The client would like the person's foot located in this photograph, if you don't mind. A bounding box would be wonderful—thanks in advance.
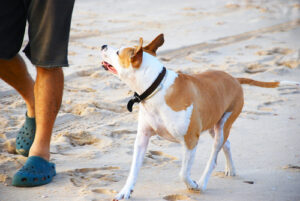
[16,113,36,157]
[12,156,56,187]
[28,143,50,161]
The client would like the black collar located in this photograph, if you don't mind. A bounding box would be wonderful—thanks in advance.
[127,67,167,112]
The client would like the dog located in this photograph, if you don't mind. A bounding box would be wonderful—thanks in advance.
[100,34,299,200]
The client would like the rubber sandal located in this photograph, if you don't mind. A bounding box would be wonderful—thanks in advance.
[12,156,56,187]
[16,113,36,157]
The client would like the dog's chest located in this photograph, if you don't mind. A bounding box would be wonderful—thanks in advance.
[141,101,193,143]
[154,122,180,143]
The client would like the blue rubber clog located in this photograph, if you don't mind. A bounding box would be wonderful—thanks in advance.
[16,113,36,157]
[12,156,56,187]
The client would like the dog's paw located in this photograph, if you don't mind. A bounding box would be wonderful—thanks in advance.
[196,180,207,193]
[186,180,199,191]
[113,186,134,201]
[225,166,236,176]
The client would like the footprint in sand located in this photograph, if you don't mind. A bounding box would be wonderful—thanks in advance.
[67,166,121,187]
[257,99,285,112]
[242,110,278,120]
[58,131,101,147]
[256,47,293,56]
[212,171,236,178]
[0,155,24,186]
[92,188,117,195]
[145,150,178,166]
[282,164,300,172]
[278,86,300,95]
[92,102,127,114]
[76,69,96,77]
[163,194,191,201]
[109,129,136,138]
[244,63,269,74]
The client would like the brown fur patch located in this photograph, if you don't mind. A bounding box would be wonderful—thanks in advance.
[131,38,143,68]
[143,33,164,56]
[165,70,244,149]
[118,34,164,68]
[118,47,135,68]
[237,78,280,88]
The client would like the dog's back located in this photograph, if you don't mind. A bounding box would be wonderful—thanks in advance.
[165,70,244,133]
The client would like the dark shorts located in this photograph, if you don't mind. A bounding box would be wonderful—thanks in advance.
[0,0,75,67]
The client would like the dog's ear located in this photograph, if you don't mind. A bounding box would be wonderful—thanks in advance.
[131,38,143,68]
[143,33,164,56]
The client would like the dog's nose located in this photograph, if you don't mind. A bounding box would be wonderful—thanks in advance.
[101,45,107,51]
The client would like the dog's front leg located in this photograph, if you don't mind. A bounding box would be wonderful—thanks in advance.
[114,117,154,201]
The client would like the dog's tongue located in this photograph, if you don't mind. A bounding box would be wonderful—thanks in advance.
[101,61,118,74]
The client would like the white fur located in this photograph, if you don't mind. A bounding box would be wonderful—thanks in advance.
[101,45,233,200]
[180,145,198,189]
[198,112,232,191]
[209,129,236,177]
[115,110,154,200]
[279,81,300,87]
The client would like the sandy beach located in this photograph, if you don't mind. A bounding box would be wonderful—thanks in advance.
[1,0,300,200]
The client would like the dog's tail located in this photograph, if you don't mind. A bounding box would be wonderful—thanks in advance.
[237,78,300,88]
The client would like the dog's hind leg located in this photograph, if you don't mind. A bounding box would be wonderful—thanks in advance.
[209,129,236,176]
[180,145,198,190]
[197,112,232,192]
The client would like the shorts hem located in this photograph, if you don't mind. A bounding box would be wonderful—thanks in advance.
[30,59,69,68]
[0,55,16,60]
[31,62,69,68]
[25,53,69,68]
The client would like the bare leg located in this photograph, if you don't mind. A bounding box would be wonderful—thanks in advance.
[198,112,232,191]
[0,55,35,117]
[180,145,198,190]
[28,67,64,160]
[209,129,236,176]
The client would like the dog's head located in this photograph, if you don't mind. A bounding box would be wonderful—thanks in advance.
[101,34,164,82]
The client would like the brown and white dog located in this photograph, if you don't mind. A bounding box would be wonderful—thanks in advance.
[100,34,299,200]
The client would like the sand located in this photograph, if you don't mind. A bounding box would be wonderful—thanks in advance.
[1,0,300,200]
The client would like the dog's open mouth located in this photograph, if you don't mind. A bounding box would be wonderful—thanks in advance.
[102,61,118,74]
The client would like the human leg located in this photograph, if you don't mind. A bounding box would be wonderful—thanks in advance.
[0,55,35,117]
[28,67,64,160]
[12,0,74,187]
[0,55,36,156]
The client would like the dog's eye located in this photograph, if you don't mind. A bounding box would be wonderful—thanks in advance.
[116,50,119,55]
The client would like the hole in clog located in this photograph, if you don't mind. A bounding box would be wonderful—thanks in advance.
[27,143,29,145]
[33,178,38,182]
[47,175,50,179]
[21,178,27,182]
[42,177,46,181]
[21,146,23,148]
